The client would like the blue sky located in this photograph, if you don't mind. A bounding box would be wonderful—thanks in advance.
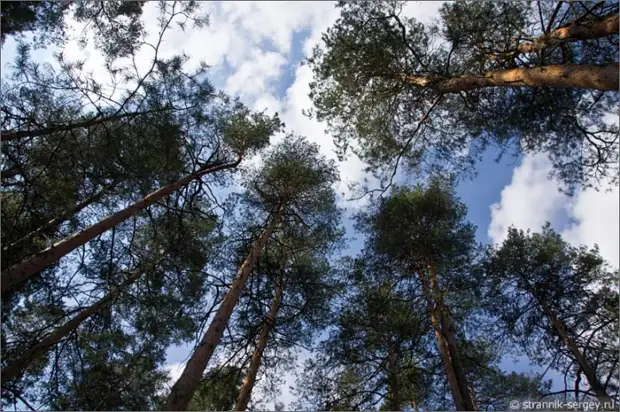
[2,1,618,409]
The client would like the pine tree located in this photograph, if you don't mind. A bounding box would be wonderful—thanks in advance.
[230,219,343,411]
[161,136,341,411]
[308,1,619,192]
[484,225,619,406]
[294,257,433,411]
[2,197,221,409]
[1,1,209,64]
[1,99,281,296]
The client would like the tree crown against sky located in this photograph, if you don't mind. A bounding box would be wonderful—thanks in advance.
[308,0,619,194]
[1,1,618,410]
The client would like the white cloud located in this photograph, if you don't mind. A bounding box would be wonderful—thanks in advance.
[488,154,567,244]
[488,154,619,269]
[562,185,620,269]
[224,49,287,99]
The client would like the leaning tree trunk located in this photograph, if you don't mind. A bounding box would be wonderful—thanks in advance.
[490,14,620,57]
[400,63,619,93]
[1,268,143,385]
[234,279,284,411]
[0,108,169,141]
[538,298,613,405]
[418,267,467,411]
[161,205,285,411]
[3,182,117,253]
[1,157,241,296]
[429,265,476,411]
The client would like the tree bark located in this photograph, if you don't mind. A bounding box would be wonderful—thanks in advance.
[1,157,241,296]
[233,280,284,411]
[1,268,142,384]
[428,265,476,411]
[1,163,21,181]
[386,340,402,412]
[0,108,169,141]
[516,15,620,55]
[539,299,613,405]
[161,205,285,411]
[418,268,466,411]
[400,63,619,93]
[4,183,116,252]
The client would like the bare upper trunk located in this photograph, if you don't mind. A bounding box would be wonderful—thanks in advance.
[486,14,620,58]
[428,265,476,411]
[1,157,241,296]
[517,15,620,54]
[539,299,613,405]
[161,205,285,411]
[401,63,619,93]
[387,340,402,412]
[469,383,479,411]
[1,269,142,384]
[418,268,466,411]
[234,280,284,411]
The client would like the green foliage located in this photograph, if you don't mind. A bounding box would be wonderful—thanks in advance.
[1,1,64,45]
[2,2,618,410]
[1,0,155,63]
[187,366,243,411]
[156,365,243,411]
[357,177,477,275]
[309,0,619,191]
[484,225,619,396]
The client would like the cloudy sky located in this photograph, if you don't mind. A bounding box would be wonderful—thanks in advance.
[3,0,618,408]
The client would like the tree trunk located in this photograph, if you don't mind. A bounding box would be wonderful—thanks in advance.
[4,183,116,252]
[487,14,620,58]
[539,299,613,405]
[428,266,476,411]
[1,269,142,384]
[469,383,478,411]
[1,108,169,141]
[1,164,21,181]
[517,15,620,55]
[1,158,241,296]
[387,340,402,412]
[401,63,619,92]
[234,280,284,411]
[161,205,285,411]
[418,268,466,411]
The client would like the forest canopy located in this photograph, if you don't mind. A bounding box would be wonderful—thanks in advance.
[1,1,618,411]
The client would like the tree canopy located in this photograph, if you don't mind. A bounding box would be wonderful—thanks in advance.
[1,1,618,411]
[308,0,619,193]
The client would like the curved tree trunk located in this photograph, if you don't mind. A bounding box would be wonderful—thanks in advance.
[1,268,142,385]
[492,14,620,56]
[161,205,285,411]
[1,157,241,296]
[234,280,284,411]
[539,299,613,406]
[401,63,619,92]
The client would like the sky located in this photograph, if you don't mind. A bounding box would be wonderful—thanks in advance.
[2,1,618,409]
